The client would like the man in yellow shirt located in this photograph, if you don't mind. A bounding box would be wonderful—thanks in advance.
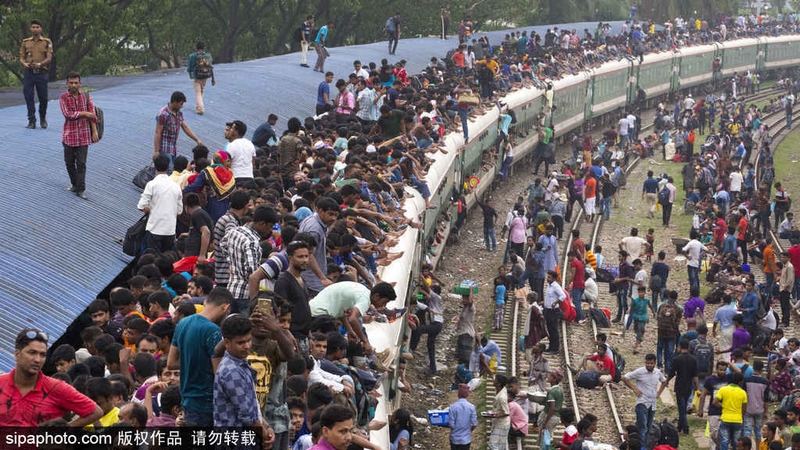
[85,377,120,429]
[713,372,747,450]
[479,55,499,75]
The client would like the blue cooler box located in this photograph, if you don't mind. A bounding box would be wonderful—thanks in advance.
[428,409,449,426]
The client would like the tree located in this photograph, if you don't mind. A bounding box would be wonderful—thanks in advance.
[0,0,138,81]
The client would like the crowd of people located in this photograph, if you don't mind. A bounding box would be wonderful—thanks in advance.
[5,9,800,450]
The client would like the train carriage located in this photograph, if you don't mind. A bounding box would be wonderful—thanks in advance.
[588,60,631,119]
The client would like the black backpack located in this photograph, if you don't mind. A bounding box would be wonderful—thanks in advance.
[293,26,303,42]
[646,419,680,450]
[195,51,213,79]
[612,352,625,383]
[589,308,610,328]
[122,215,149,257]
[658,185,670,205]
[649,274,663,291]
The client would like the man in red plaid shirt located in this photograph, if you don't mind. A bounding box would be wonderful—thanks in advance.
[59,71,98,200]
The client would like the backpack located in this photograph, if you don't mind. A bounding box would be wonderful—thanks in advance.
[576,370,600,389]
[385,17,395,33]
[646,419,680,450]
[649,274,663,291]
[132,164,155,190]
[84,94,104,141]
[755,289,770,320]
[658,185,671,205]
[692,340,714,377]
[612,352,625,383]
[122,215,149,257]
[589,308,611,328]
[293,26,303,42]
[195,51,213,79]
[94,106,105,141]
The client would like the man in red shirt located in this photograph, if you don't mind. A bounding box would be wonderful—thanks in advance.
[713,212,726,253]
[567,250,587,324]
[0,329,102,427]
[735,209,749,265]
[571,343,615,386]
[59,72,98,200]
[584,173,597,223]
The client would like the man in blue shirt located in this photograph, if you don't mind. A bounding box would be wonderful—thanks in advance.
[538,225,558,272]
[313,20,334,72]
[447,383,478,449]
[316,71,334,116]
[723,227,738,257]
[642,170,659,219]
[252,113,278,148]
[167,287,232,427]
[713,294,738,361]
[739,278,759,328]
[214,315,262,427]
[479,335,502,366]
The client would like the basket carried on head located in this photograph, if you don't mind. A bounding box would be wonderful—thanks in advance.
[672,237,689,254]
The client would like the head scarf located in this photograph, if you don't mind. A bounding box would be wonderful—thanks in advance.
[204,151,236,200]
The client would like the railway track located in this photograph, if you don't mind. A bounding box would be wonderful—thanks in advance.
[481,85,789,450]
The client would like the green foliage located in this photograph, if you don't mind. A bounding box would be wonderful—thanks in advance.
[0,0,741,87]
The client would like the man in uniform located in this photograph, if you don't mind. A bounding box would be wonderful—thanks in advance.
[19,19,53,129]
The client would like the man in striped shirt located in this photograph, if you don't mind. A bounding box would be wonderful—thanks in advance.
[220,206,279,314]
[213,191,252,289]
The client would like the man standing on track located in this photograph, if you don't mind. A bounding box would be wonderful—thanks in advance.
[59,72,98,200]
[623,353,666,447]
[19,19,52,130]
[584,172,597,223]
[543,270,565,354]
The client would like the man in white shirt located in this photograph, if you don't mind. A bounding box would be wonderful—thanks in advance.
[137,153,183,253]
[224,120,256,183]
[620,228,648,264]
[626,112,637,141]
[682,229,707,292]
[729,168,743,199]
[543,270,566,354]
[618,115,629,148]
[683,94,695,112]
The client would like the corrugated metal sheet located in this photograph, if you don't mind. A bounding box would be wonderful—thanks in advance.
[0,21,616,372]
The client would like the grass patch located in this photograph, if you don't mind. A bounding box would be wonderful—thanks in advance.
[773,128,800,200]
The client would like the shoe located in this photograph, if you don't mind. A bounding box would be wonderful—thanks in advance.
[66,186,76,192]
[40,118,47,129]
[611,317,621,323]
[75,191,88,200]
[301,63,310,67]
[578,318,588,324]
[26,121,35,129]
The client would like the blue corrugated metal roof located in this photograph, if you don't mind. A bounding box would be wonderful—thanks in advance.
[0,21,616,372]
